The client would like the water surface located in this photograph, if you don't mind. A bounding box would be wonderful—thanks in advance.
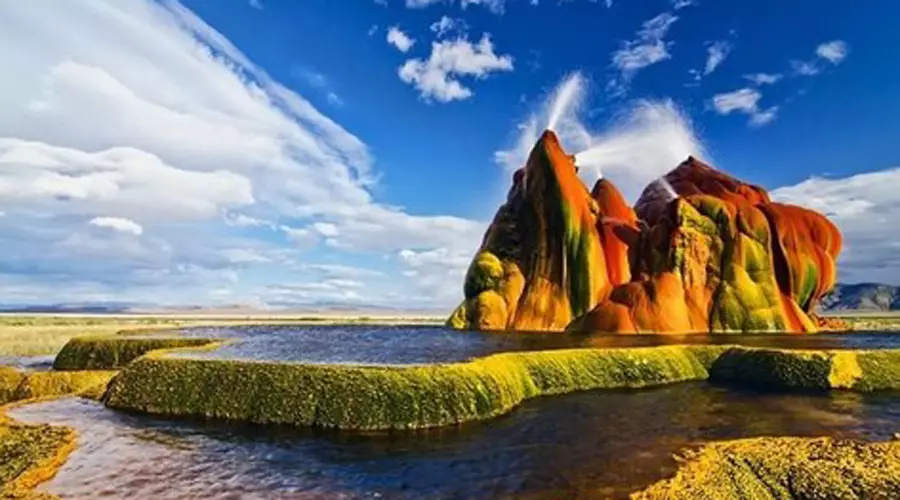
[176,324,900,365]
[11,383,900,499]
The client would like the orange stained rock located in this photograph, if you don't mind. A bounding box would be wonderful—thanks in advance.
[592,178,639,287]
[448,134,844,335]
[448,130,612,332]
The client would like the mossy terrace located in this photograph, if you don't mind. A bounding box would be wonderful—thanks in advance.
[630,436,900,499]
[83,332,900,431]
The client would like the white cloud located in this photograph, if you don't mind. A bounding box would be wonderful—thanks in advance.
[772,168,900,285]
[326,92,343,107]
[0,0,485,309]
[496,72,706,201]
[430,16,467,38]
[610,13,679,92]
[791,60,821,76]
[704,41,731,75]
[744,73,783,85]
[710,88,778,127]
[249,0,263,9]
[712,88,761,114]
[398,34,513,102]
[406,0,505,14]
[817,40,849,64]
[671,0,696,10]
[89,216,144,236]
[791,39,849,76]
[387,26,416,53]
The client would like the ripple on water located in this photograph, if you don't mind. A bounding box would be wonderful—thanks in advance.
[10,383,900,499]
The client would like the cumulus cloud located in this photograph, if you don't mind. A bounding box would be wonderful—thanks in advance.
[398,34,513,102]
[387,26,415,52]
[710,88,778,127]
[773,168,900,285]
[495,72,706,201]
[817,40,849,64]
[0,0,485,309]
[609,12,679,93]
[89,217,144,236]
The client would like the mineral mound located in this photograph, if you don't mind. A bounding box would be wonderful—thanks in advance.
[448,130,843,333]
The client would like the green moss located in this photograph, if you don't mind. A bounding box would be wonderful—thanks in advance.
[853,351,900,391]
[0,368,27,406]
[12,371,117,402]
[630,436,900,499]
[53,335,216,370]
[710,347,900,392]
[463,252,504,299]
[446,302,468,329]
[106,345,714,431]
[0,420,74,499]
[0,368,117,406]
[710,347,835,390]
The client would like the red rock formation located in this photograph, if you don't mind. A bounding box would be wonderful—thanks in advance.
[449,135,843,334]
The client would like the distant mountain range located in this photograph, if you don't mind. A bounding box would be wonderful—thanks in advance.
[1,284,898,315]
[821,283,900,312]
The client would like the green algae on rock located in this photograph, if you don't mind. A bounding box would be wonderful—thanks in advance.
[53,335,217,371]
[103,343,900,430]
[630,436,900,499]
[709,347,900,392]
[104,345,713,431]
[1,368,117,406]
[0,419,74,499]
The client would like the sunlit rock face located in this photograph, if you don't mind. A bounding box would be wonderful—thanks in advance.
[449,134,843,334]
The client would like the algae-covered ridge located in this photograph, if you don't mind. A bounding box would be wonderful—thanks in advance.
[630,436,900,499]
[87,332,900,431]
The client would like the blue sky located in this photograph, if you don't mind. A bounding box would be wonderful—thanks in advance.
[0,0,898,310]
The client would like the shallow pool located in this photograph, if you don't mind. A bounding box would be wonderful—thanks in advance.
[11,383,900,499]
[174,324,900,365]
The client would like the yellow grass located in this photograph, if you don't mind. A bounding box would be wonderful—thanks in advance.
[0,314,443,357]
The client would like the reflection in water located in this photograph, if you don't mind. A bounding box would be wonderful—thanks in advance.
[11,384,900,499]
[174,324,900,365]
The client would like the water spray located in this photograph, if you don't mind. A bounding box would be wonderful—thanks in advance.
[656,177,678,201]
[546,73,584,132]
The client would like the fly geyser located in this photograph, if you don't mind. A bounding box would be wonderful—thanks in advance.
[448,130,843,334]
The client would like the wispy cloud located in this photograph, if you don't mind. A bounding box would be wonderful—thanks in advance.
[406,0,505,14]
[249,0,263,10]
[710,88,779,127]
[704,41,731,75]
[89,216,144,236]
[609,12,680,93]
[430,16,468,38]
[398,34,513,102]
[0,0,485,309]
[773,167,900,285]
[791,39,850,76]
[743,72,783,85]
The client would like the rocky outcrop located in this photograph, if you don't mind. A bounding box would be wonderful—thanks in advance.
[449,131,843,333]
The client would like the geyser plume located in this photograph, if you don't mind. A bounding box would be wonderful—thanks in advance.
[656,176,678,201]
[497,74,707,201]
[546,73,585,132]
[570,100,705,199]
